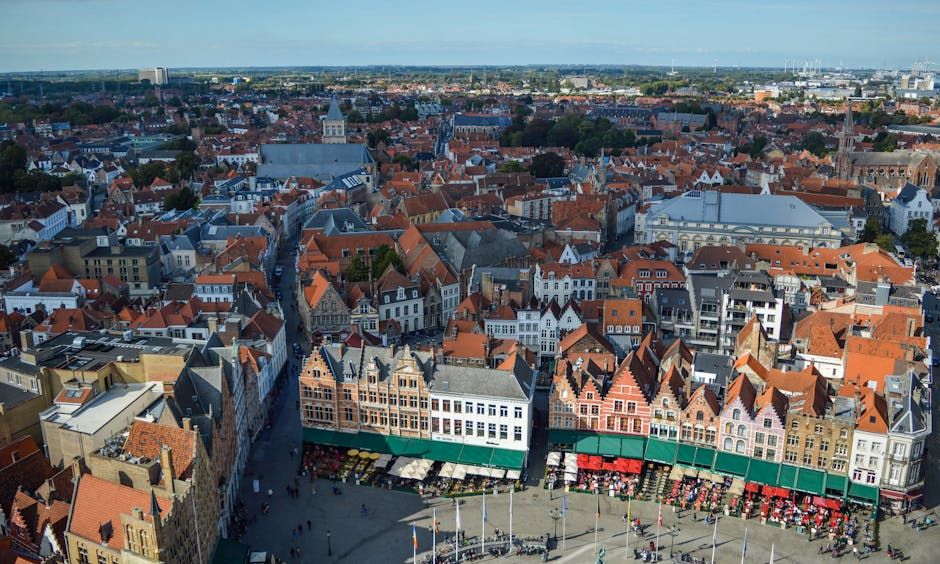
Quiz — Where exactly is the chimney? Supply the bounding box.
[207,315,218,335]
[160,446,175,494]
[182,417,192,431]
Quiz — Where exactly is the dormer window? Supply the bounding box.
[397,288,405,300]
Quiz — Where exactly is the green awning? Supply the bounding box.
[598,435,622,457]
[355,432,390,452]
[714,452,750,477]
[694,447,716,468]
[212,539,250,564]
[458,444,494,466]
[549,429,579,446]
[302,427,338,445]
[796,468,826,495]
[847,482,879,504]
[777,464,798,489]
[575,434,601,455]
[644,438,677,465]
[825,474,848,496]
[425,441,464,462]
[676,443,696,466]
[489,448,526,470]
[620,436,647,459]
[746,459,780,486]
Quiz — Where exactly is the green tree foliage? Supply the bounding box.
[345,256,369,282]
[0,101,124,126]
[497,161,526,173]
[901,218,938,260]
[858,218,882,244]
[800,131,829,157]
[391,154,418,171]
[175,152,200,179]
[346,109,365,123]
[0,140,65,193]
[872,131,898,152]
[528,152,565,178]
[0,244,15,269]
[874,233,896,252]
[128,162,168,188]
[500,113,634,156]
[367,128,390,148]
[371,245,403,279]
[735,136,768,159]
[162,186,200,211]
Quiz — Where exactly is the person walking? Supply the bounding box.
[307,519,312,531]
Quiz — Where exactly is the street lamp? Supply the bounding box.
[327,530,332,557]
[670,524,680,558]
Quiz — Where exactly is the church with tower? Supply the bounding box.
[835,103,938,189]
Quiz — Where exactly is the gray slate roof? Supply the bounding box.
[648,192,830,228]
[257,143,373,181]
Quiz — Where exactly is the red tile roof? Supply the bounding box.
[68,474,172,550]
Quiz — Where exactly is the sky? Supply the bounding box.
[0,0,938,73]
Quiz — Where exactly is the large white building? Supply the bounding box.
[428,354,536,453]
[641,191,843,251]
[888,183,933,236]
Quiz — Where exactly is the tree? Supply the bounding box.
[345,256,369,282]
[859,218,881,244]
[529,152,565,178]
[901,218,938,260]
[391,154,417,171]
[347,109,364,123]
[0,244,15,269]
[853,85,862,97]
[874,233,896,252]
[367,129,390,148]
[800,131,829,157]
[371,245,403,279]
[174,152,200,179]
[163,187,200,211]
[0,140,28,193]
[129,162,167,188]
[498,161,526,173]
[872,131,898,152]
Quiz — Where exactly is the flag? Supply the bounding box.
[482,491,487,523]
[627,497,632,524]
[456,499,461,532]
[741,528,748,563]
[561,494,568,517]
[596,493,601,519]
[769,542,775,564]
[658,502,663,528]
[413,523,419,550]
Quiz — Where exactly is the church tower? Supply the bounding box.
[837,102,855,179]
[322,98,347,144]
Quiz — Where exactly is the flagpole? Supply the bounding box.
[741,527,748,564]
[482,491,486,555]
[508,486,513,553]
[561,494,567,554]
[710,517,718,564]
[593,491,599,556]
[655,501,662,556]
[412,522,417,564]
[626,496,631,559]
[432,507,437,564]
[455,500,461,562]
[769,542,775,564]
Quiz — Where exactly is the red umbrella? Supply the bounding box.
[626,459,643,474]
[602,461,618,471]
[745,482,760,493]
[762,485,775,496]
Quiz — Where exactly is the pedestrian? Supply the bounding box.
[853,546,859,560]
[307,519,312,531]
[267,489,273,498]
[693,511,697,522]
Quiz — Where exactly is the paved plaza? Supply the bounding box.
[236,258,940,563]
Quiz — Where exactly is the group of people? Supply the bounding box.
[665,476,727,514]
[578,469,641,497]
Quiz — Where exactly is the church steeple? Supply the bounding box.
[837,101,855,179]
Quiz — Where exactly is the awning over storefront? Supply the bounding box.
[714,452,749,477]
[745,459,780,486]
[824,474,848,496]
[777,464,798,490]
[847,482,880,504]
[694,446,716,468]
[795,468,826,496]
[645,438,677,465]
[598,435,622,457]
[575,435,601,455]
[676,444,696,466]
[548,429,579,445]
[620,436,646,459]
[302,428,525,470]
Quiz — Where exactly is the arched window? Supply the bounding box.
[696,411,704,422]
[732,408,741,421]
[723,437,733,451]
[735,440,746,453]
[737,424,747,437]
[724,422,733,435]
